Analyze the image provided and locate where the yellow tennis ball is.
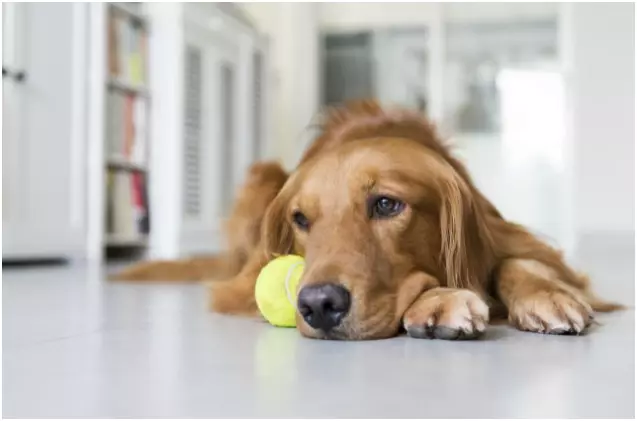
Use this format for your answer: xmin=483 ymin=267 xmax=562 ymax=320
xmin=255 ymin=255 xmax=305 ymax=327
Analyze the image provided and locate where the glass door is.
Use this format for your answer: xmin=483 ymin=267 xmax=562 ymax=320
xmin=441 ymin=11 xmax=572 ymax=250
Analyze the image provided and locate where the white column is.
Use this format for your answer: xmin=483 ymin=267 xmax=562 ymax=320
xmin=146 ymin=3 xmax=185 ymax=259
xmin=86 ymin=3 xmax=107 ymax=262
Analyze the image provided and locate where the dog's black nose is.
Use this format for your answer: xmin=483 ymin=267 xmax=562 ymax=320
xmin=297 ymin=283 xmax=350 ymax=331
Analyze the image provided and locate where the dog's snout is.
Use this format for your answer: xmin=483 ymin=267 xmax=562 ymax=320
xmin=297 ymin=283 xmax=351 ymax=331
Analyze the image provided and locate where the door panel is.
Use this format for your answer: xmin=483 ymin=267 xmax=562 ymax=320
xmin=180 ymin=21 xmax=241 ymax=256
xmin=2 ymin=3 xmax=85 ymax=259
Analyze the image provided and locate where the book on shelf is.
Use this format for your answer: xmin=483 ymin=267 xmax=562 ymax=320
xmin=106 ymin=90 xmax=147 ymax=165
xmin=108 ymin=5 xmax=147 ymax=87
xmin=106 ymin=169 xmax=150 ymax=240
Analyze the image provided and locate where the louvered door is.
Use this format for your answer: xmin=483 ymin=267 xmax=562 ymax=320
xmin=183 ymin=45 xmax=203 ymax=221
xmin=180 ymin=22 xmax=241 ymax=255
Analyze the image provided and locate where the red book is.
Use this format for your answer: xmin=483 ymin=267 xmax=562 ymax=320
xmin=131 ymin=172 xmax=143 ymax=209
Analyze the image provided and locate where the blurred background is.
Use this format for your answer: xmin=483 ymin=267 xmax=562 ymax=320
xmin=2 ymin=2 xmax=634 ymax=275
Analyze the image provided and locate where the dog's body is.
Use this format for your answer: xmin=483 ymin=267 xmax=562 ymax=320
xmin=115 ymin=101 xmax=620 ymax=340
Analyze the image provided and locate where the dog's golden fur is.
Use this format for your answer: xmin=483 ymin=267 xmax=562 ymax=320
xmin=114 ymin=100 xmax=621 ymax=340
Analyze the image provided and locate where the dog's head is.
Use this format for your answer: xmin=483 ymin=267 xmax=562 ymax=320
xmin=263 ymin=102 xmax=495 ymax=339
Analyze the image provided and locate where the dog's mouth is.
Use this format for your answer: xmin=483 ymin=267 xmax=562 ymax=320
xmin=300 ymin=328 xmax=363 ymax=341
xmin=314 ymin=330 xmax=349 ymax=341
xmin=297 ymin=318 xmax=350 ymax=340
xmin=298 ymin=310 xmax=400 ymax=341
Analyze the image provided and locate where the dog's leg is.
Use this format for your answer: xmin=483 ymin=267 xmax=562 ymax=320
xmin=403 ymin=287 xmax=489 ymax=340
xmin=496 ymin=258 xmax=595 ymax=334
xmin=110 ymin=255 xmax=231 ymax=281
xmin=208 ymin=247 xmax=269 ymax=317
xmin=206 ymin=161 xmax=289 ymax=316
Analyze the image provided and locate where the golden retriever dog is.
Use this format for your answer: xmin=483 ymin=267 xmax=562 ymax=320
xmin=115 ymin=100 xmax=621 ymax=340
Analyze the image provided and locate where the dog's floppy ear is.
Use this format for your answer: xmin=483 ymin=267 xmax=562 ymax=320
xmin=261 ymin=184 xmax=295 ymax=258
xmin=439 ymin=175 xmax=495 ymax=295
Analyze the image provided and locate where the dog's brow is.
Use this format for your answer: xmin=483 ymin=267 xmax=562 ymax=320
xmin=361 ymin=179 xmax=376 ymax=192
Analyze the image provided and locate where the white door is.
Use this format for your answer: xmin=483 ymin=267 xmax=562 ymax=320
xmin=441 ymin=14 xmax=573 ymax=253
xmin=180 ymin=19 xmax=242 ymax=255
xmin=2 ymin=3 xmax=26 ymax=242
xmin=2 ymin=3 xmax=86 ymax=260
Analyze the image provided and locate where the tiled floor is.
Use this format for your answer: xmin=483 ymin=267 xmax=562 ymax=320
xmin=2 ymin=237 xmax=635 ymax=418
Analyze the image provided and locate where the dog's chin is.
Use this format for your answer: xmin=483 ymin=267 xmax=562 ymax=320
xmin=297 ymin=318 xmax=400 ymax=341
xmin=298 ymin=329 xmax=348 ymax=341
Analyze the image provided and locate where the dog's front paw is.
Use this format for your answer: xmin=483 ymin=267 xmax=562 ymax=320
xmin=403 ymin=288 xmax=489 ymax=340
xmin=508 ymin=288 xmax=593 ymax=335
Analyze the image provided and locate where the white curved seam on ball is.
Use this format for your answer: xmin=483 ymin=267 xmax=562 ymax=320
xmin=285 ymin=261 xmax=304 ymax=309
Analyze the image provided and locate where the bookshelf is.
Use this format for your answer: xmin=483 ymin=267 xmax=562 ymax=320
xmin=103 ymin=2 xmax=150 ymax=252
xmin=84 ymin=3 xmax=272 ymax=261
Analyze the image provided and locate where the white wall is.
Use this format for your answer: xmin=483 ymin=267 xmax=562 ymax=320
xmin=319 ymin=2 xmax=556 ymax=31
xmin=567 ymin=3 xmax=635 ymax=235
xmin=444 ymin=3 xmax=557 ymax=24
xmin=319 ymin=3 xmax=438 ymax=31
xmin=239 ymin=3 xmax=319 ymax=170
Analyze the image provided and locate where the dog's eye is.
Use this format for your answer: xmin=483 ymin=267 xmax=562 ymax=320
xmin=369 ymin=196 xmax=405 ymax=219
xmin=292 ymin=211 xmax=311 ymax=231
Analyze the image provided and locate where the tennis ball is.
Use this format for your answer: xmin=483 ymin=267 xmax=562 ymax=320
xmin=255 ymin=255 xmax=306 ymax=327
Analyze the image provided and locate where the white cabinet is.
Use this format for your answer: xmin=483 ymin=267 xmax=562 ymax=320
xmin=143 ymin=3 xmax=270 ymax=259
xmin=178 ymin=4 xmax=269 ymax=256
xmin=2 ymin=3 xmax=86 ymax=260
xmin=180 ymin=16 xmax=242 ymax=255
